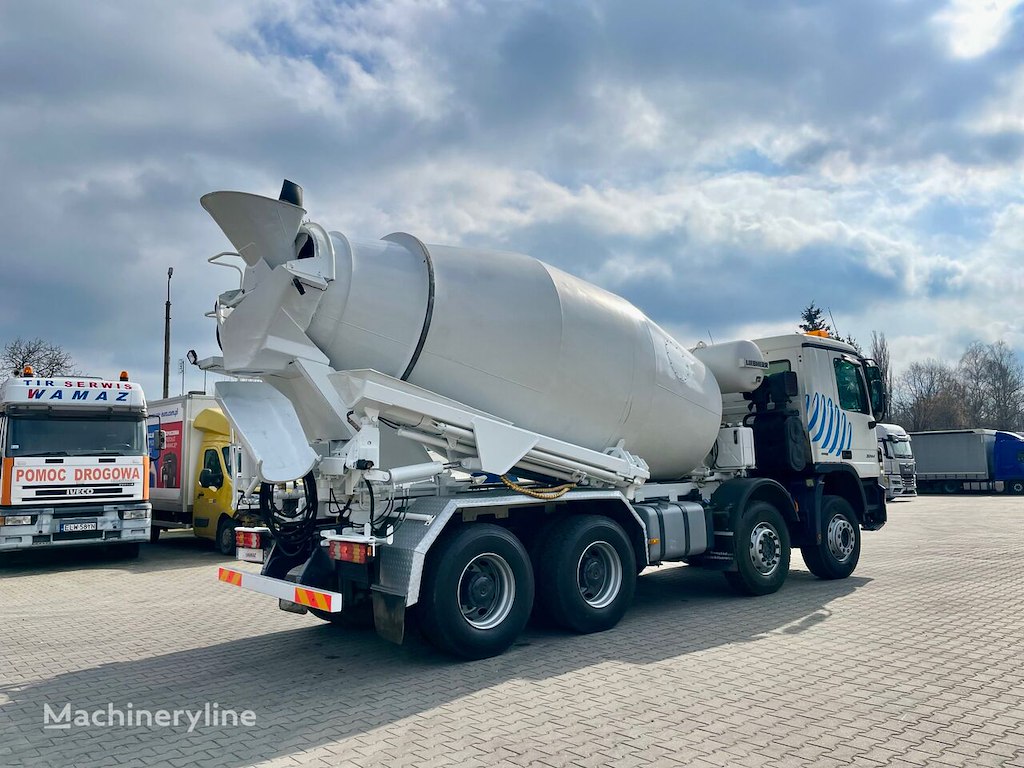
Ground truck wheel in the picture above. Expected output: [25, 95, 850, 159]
[418, 524, 534, 660]
[536, 515, 636, 634]
[149, 527, 162, 544]
[800, 495, 861, 580]
[1009, 480, 1024, 495]
[724, 501, 790, 596]
[216, 517, 236, 556]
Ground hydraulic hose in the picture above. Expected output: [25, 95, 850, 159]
[259, 471, 318, 557]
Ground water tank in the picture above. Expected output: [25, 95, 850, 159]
[203, 191, 726, 480]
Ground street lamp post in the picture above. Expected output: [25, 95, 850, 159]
[162, 267, 173, 398]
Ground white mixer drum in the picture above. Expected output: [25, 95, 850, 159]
[303, 231, 723, 480]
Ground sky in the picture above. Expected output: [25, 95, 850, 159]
[1, 0, 1023, 399]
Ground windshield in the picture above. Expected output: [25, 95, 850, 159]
[7, 414, 147, 457]
[892, 440, 913, 459]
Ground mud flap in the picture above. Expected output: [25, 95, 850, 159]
[372, 591, 407, 645]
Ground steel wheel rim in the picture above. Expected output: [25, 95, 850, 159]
[826, 515, 856, 562]
[748, 522, 782, 576]
[457, 553, 516, 630]
[576, 541, 622, 609]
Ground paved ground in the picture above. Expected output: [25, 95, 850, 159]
[1, 495, 1022, 768]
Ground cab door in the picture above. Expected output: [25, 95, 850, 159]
[192, 445, 228, 540]
[801, 348, 878, 478]
[827, 354, 878, 478]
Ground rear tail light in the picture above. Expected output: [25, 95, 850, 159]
[327, 540, 372, 564]
[236, 529, 267, 549]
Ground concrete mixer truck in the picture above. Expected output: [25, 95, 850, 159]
[196, 180, 888, 659]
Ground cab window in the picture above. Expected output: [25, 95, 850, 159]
[222, 447, 236, 477]
[767, 360, 791, 376]
[833, 358, 869, 414]
[202, 448, 224, 488]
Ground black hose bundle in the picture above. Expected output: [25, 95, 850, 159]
[259, 471, 318, 557]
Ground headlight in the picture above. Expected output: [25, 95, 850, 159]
[122, 509, 150, 521]
[0, 515, 33, 526]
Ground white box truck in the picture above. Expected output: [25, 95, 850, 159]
[147, 394, 260, 553]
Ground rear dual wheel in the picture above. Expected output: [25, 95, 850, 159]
[418, 524, 534, 660]
[418, 516, 637, 659]
[536, 516, 636, 634]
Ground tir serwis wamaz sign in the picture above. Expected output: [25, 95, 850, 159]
[2, 378, 145, 408]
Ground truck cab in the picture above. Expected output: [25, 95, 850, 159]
[0, 371, 151, 555]
[724, 332, 888, 529]
[875, 423, 917, 500]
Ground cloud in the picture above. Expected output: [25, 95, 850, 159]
[0, 0, 1022, 399]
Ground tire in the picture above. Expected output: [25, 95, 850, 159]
[1009, 480, 1024, 495]
[418, 524, 534, 660]
[216, 516, 236, 556]
[724, 500, 791, 596]
[800, 495, 861, 580]
[149, 527, 162, 544]
[536, 516, 636, 634]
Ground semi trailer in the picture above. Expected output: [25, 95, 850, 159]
[0, 368, 151, 556]
[197, 180, 888, 659]
[910, 429, 1024, 494]
[876, 423, 916, 501]
[148, 394, 260, 552]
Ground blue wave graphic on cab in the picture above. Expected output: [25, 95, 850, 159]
[805, 392, 852, 456]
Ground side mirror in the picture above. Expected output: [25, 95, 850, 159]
[863, 364, 888, 420]
[199, 468, 216, 489]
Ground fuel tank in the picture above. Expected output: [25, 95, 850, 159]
[202, 188, 726, 480]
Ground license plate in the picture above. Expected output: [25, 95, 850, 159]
[236, 546, 265, 563]
[60, 520, 98, 532]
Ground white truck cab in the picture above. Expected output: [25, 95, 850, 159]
[875, 423, 916, 500]
[0, 369, 151, 555]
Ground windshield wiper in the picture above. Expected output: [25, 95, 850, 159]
[17, 451, 69, 457]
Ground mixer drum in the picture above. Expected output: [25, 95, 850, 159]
[301, 231, 723, 480]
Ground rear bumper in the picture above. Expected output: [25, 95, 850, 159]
[0, 503, 150, 552]
[217, 567, 344, 613]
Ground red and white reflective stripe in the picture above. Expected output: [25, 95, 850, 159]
[216, 567, 343, 613]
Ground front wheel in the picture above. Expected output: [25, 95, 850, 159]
[800, 495, 861, 580]
[724, 501, 791, 596]
[216, 516, 236, 556]
[536, 515, 636, 634]
[418, 524, 534, 660]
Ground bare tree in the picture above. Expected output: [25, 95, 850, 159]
[957, 341, 990, 428]
[867, 331, 893, 420]
[2, 337, 76, 379]
[891, 359, 965, 431]
[952, 341, 1024, 430]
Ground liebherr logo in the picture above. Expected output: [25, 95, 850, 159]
[43, 702, 256, 732]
